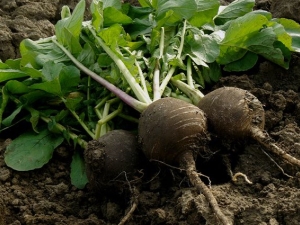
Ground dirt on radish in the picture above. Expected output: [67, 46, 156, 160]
[1, 0, 300, 225]
[84, 130, 144, 193]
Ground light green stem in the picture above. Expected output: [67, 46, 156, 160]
[153, 62, 161, 101]
[40, 116, 88, 150]
[177, 20, 187, 58]
[170, 92, 192, 103]
[170, 78, 204, 105]
[94, 96, 111, 119]
[135, 59, 149, 98]
[153, 27, 165, 101]
[159, 20, 187, 96]
[159, 66, 176, 96]
[95, 102, 123, 139]
[187, 57, 194, 88]
[68, 106, 95, 139]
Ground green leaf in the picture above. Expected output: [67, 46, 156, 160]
[97, 53, 113, 67]
[64, 96, 83, 111]
[267, 21, 292, 51]
[0, 86, 10, 127]
[188, 0, 220, 27]
[2, 105, 23, 127]
[103, 0, 122, 9]
[21, 67, 43, 79]
[5, 80, 30, 94]
[218, 13, 290, 68]
[29, 79, 61, 96]
[99, 24, 125, 46]
[27, 107, 40, 133]
[77, 43, 97, 67]
[103, 7, 132, 27]
[59, 65, 81, 95]
[29, 62, 80, 97]
[155, 0, 197, 24]
[70, 150, 88, 189]
[19, 90, 49, 105]
[127, 4, 153, 19]
[138, 0, 152, 7]
[0, 69, 29, 83]
[214, 0, 255, 25]
[90, 0, 104, 31]
[0, 61, 10, 69]
[274, 18, 300, 53]
[55, 0, 85, 54]
[193, 62, 221, 84]
[57, 0, 85, 38]
[29, 61, 63, 96]
[169, 58, 186, 70]
[5, 58, 22, 69]
[20, 38, 54, 57]
[223, 51, 258, 71]
[35, 46, 71, 66]
[184, 29, 219, 66]
[126, 17, 153, 39]
[61, 5, 71, 19]
[4, 129, 64, 171]
[20, 37, 67, 67]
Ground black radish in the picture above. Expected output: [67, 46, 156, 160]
[84, 129, 143, 191]
[54, 16, 232, 224]
[198, 86, 300, 168]
[139, 97, 232, 225]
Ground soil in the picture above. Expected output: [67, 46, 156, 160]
[1, 0, 300, 224]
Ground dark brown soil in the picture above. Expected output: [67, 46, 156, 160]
[1, 0, 300, 224]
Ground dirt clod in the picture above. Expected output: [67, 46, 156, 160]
[1, 0, 300, 224]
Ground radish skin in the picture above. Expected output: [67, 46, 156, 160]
[198, 87, 300, 168]
[84, 130, 142, 191]
[139, 97, 232, 225]
[139, 98, 208, 165]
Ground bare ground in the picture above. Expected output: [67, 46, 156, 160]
[1, 0, 300, 224]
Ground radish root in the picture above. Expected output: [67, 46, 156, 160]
[260, 148, 293, 178]
[180, 151, 232, 225]
[232, 172, 253, 184]
[251, 127, 300, 168]
[118, 187, 139, 225]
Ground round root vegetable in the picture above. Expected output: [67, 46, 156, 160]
[197, 86, 300, 168]
[139, 97, 232, 225]
[84, 129, 143, 191]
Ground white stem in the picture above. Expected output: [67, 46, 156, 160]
[187, 57, 194, 88]
[177, 20, 187, 58]
[153, 62, 161, 101]
[159, 66, 176, 96]
[135, 59, 149, 98]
